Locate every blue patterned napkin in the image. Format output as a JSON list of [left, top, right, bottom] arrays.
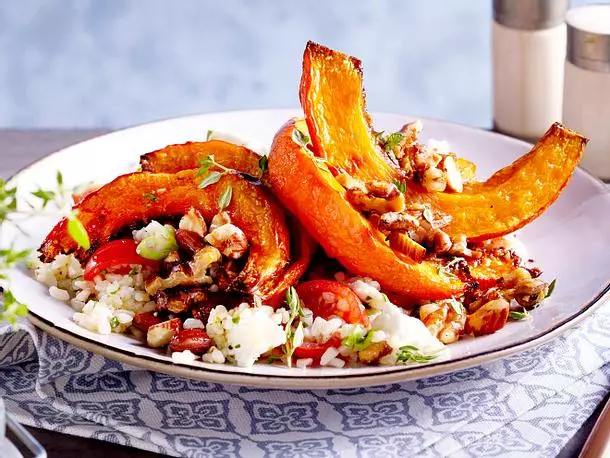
[[1, 304, 609, 457]]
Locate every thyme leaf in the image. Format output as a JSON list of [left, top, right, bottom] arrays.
[[258, 155, 269, 177], [217, 186, 233, 211], [396, 345, 437, 364], [545, 279, 556, 298], [394, 180, 407, 193], [292, 127, 311, 148], [509, 309, 530, 321]]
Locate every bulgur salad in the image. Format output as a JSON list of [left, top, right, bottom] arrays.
[[12, 41, 586, 370]]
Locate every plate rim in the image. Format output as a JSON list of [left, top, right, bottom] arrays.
[[6, 108, 610, 389], [26, 285, 610, 389]]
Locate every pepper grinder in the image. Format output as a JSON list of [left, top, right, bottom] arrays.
[[493, 0, 568, 142], [563, 4, 610, 181]]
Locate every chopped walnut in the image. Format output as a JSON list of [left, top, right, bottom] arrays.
[[414, 148, 443, 173], [164, 250, 181, 264], [210, 211, 231, 231], [179, 208, 207, 237], [465, 298, 509, 336], [377, 211, 420, 233], [399, 120, 423, 148], [156, 287, 208, 314], [346, 187, 406, 213], [205, 224, 249, 259], [422, 167, 447, 192], [431, 229, 452, 254], [514, 278, 548, 308], [441, 156, 463, 193], [358, 341, 392, 364], [448, 234, 480, 258], [467, 288, 503, 313], [175, 229, 205, 256], [146, 246, 221, 295], [367, 180, 400, 199], [419, 300, 466, 344]]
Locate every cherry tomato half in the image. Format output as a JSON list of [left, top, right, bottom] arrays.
[[296, 280, 369, 325], [84, 239, 161, 281], [294, 336, 342, 360]]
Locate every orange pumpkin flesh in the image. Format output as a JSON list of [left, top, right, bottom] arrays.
[[300, 42, 396, 183], [39, 170, 290, 297], [300, 41, 587, 242], [268, 119, 463, 300], [140, 140, 262, 178]]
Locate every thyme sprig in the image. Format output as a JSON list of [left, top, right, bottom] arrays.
[[197, 155, 237, 189], [396, 345, 438, 364], [0, 172, 90, 326], [217, 186, 233, 211], [342, 326, 374, 351], [282, 286, 305, 367], [509, 309, 530, 321]]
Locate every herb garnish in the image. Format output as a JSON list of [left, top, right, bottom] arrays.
[[448, 299, 463, 317], [545, 279, 556, 298], [313, 156, 330, 173], [437, 257, 466, 278], [1, 172, 90, 326], [509, 309, 530, 321], [258, 155, 269, 177], [143, 192, 158, 203], [342, 327, 374, 351], [0, 290, 28, 326], [380, 132, 404, 152], [197, 155, 236, 189], [282, 286, 305, 367], [217, 186, 233, 211], [67, 213, 91, 250], [394, 181, 407, 193], [292, 127, 311, 148], [422, 207, 434, 224], [396, 345, 437, 364], [267, 354, 283, 365]]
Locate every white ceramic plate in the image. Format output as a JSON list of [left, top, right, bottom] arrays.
[[3, 109, 610, 389]]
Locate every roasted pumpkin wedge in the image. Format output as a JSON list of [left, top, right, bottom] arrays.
[[140, 140, 262, 178], [268, 119, 464, 300], [39, 170, 290, 297], [300, 42, 396, 183], [300, 41, 587, 242], [139, 138, 317, 303], [405, 123, 587, 241]]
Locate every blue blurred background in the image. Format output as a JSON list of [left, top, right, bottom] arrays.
[[0, 0, 594, 129]]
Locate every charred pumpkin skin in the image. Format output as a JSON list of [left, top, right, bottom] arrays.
[[263, 217, 318, 307], [39, 170, 290, 297], [300, 41, 587, 242], [140, 140, 262, 178], [268, 119, 464, 300]]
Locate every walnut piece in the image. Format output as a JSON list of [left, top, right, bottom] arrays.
[[419, 300, 466, 344], [358, 341, 392, 364], [205, 224, 249, 259]]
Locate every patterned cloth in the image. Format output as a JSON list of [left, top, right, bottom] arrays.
[[1, 305, 609, 458]]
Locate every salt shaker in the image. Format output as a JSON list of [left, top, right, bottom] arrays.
[[493, 0, 568, 141], [563, 4, 610, 180]]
